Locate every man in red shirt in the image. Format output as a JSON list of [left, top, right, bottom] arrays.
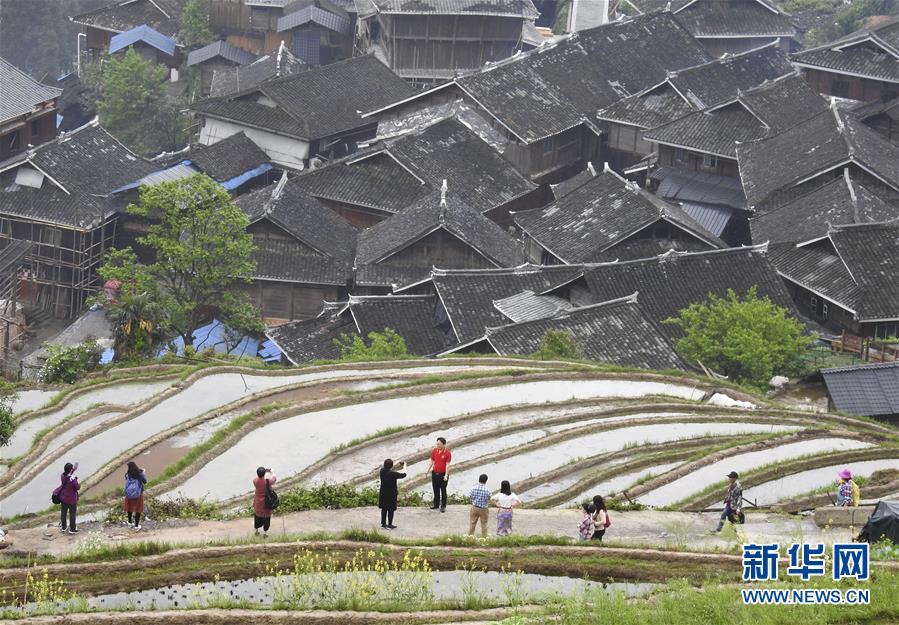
[[425, 436, 451, 512]]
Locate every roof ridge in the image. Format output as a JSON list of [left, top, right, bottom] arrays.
[[583, 242, 770, 268], [483, 291, 641, 335]]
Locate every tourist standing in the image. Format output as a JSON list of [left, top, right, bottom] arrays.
[[491, 480, 522, 536], [58, 462, 80, 534], [425, 437, 451, 512], [468, 474, 490, 538], [578, 504, 596, 540], [836, 469, 857, 507], [713, 471, 742, 532], [379, 459, 407, 529], [123, 461, 148, 529], [252, 467, 277, 537], [591, 495, 609, 542]]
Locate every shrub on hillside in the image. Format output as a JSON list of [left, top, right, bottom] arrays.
[[0, 380, 18, 447], [533, 330, 580, 361], [334, 329, 410, 362], [39, 340, 103, 384]]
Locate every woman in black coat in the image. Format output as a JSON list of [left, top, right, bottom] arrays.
[[378, 459, 407, 529]]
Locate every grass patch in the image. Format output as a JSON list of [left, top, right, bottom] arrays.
[[329, 425, 410, 453]]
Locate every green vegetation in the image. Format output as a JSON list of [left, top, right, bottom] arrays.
[[39, 339, 103, 384], [106, 493, 221, 523], [0, 380, 17, 447], [533, 330, 580, 361], [335, 328, 411, 362], [806, 0, 899, 46], [177, 0, 215, 48], [665, 287, 813, 389], [96, 48, 187, 156], [247, 483, 466, 515], [782, 0, 835, 12]]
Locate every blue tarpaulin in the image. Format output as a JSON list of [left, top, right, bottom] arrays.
[[156, 318, 270, 361]]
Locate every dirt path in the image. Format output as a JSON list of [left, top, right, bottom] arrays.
[[3, 506, 844, 558]]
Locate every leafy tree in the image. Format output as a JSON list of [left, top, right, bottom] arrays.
[[0, 380, 18, 448], [664, 287, 813, 389], [178, 0, 215, 48], [39, 340, 103, 384], [96, 48, 187, 155], [334, 329, 409, 362], [533, 330, 580, 361], [120, 174, 262, 342]]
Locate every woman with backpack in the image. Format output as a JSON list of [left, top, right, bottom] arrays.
[[253, 467, 277, 537], [56, 462, 80, 534], [591, 495, 610, 542], [123, 461, 148, 529]]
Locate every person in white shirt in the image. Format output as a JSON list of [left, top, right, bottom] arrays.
[[490, 480, 522, 536]]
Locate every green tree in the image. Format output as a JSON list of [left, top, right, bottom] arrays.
[[664, 287, 813, 389], [334, 329, 409, 362], [121, 174, 262, 342], [39, 340, 103, 384], [96, 48, 187, 155], [533, 330, 580, 361], [178, 0, 215, 48], [0, 380, 18, 449]]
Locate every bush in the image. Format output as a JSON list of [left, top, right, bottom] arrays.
[[334, 329, 410, 362], [105, 494, 220, 523], [247, 483, 466, 515], [0, 380, 17, 447], [39, 340, 102, 384], [532, 330, 580, 360]]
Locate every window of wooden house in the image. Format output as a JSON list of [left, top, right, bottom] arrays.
[[674, 147, 687, 164], [702, 154, 718, 169], [31, 120, 41, 138], [822, 303, 829, 319], [0, 219, 10, 237], [831, 79, 850, 98], [809, 295, 817, 312], [874, 321, 899, 339], [8, 131, 21, 152], [250, 7, 269, 29], [542, 137, 554, 155], [40, 227, 62, 246], [607, 124, 620, 149]]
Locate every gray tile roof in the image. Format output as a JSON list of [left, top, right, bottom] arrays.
[[737, 72, 829, 133], [278, 0, 353, 33], [70, 0, 185, 36], [822, 361, 899, 417], [737, 104, 899, 209], [355, 0, 538, 17], [792, 18, 899, 84], [674, 2, 796, 38], [356, 189, 525, 287], [484, 294, 687, 370], [750, 173, 899, 245], [768, 241, 859, 310], [514, 168, 724, 263], [265, 303, 354, 364], [0, 122, 156, 229], [492, 289, 572, 322], [347, 294, 453, 355], [187, 40, 259, 67], [209, 46, 307, 98], [652, 166, 746, 210], [581, 244, 796, 339], [187, 132, 271, 182], [195, 55, 414, 141], [0, 56, 62, 124], [597, 86, 695, 130]]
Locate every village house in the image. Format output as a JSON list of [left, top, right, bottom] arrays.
[[620, 0, 797, 57], [0, 121, 157, 318], [363, 12, 711, 183], [0, 57, 62, 161], [850, 95, 899, 144], [353, 0, 539, 87], [187, 40, 260, 95], [235, 174, 358, 323], [768, 222, 899, 338], [821, 362, 899, 421], [792, 17, 899, 102], [514, 166, 724, 264], [275, 0, 354, 66], [208, 42, 306, 97], [191, 54, 413, 170], [597, 41, 793, 172], [70, 0, 185, 63], [354, 183, 525, 292], [293, 116, 540, 227], [107, 24, 182, 74], [736, 101, 899, 212]]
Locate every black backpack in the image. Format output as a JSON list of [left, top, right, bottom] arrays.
[[264, 479, 279, 510]]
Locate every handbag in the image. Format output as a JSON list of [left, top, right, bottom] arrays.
[[603, 511, 611, 529], [51, 475, 69, 505], [263, 479, 279, 510]]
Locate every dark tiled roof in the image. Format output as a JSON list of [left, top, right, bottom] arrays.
[[0, 57, 61, 124], [195, 55, 414, 141], [822, 362, 899, 417], [582, 245, 796, 339], [645, 103, 765, 158], [237, 176, 357, 284], [514, 169, 723, 263], [737, 105, 899, 208], [652, 166, 746, 209], [347, 294, 451, 355], [484, 294, 686, 370], [70, 0, 185, 37], [187, 40, 259, 67], [549, 163, 597, 199], [209, 46, 307, 98], [278, 0, 353, 34], [827, 223, 899, 321], [793, 19, 899, 84], [293, 152, 428, 214], [0, 122, 155, 229], [750, 174, 899, 245], [356, 0, 538, 17], [737, 72, 829, 133], [427, 264, 585, 344], [850, 95, 899, 122], [188, 132, 270, 182], [597, 86, 694, 130], [768, 240, 859, 310], [265, 303, 353, 364], [674, 2, 796, 37], [356, 190, 525, 286], [492, 289, 572, 322]]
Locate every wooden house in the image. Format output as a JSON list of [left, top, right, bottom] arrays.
[[235, 174, 357, 322], [191, 54, 413, 170], [355, 183, 525, 292], [276, 0, 354, 66], [621, 0, 797, 57], [793, 18, 899, 102], [0, 121, 157, 318], [209, 42, 306, 96], [514, 166, 724, 264], [364, 12, 711, 183], [822, 362, 899, 422], [70, 0, 185, 63], [769, 223, 899, 338], [354, 0, 539, 87], [187, 40, 260, 95], [0, 57, 61, 161], [108, 24, 182, 72]]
